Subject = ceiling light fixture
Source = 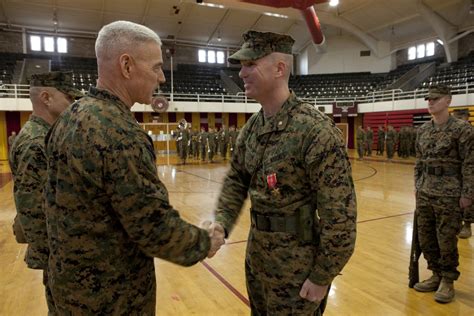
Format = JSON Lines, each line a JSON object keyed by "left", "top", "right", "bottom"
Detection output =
{"left": 263, "top": 12, "right": 288, "bottom": 19}
{"left": 198, "top": 2, "right": 225, "bottom": 9}
{"left": 436, "top": 39, "right": 444, "bottom": 45}
{"left": 329, "top": 0, "right": 339, "bottom": 7}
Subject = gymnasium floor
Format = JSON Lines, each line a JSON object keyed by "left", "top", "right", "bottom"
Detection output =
{"left": 0, "top": 150, "right": 472, "bottom": 315}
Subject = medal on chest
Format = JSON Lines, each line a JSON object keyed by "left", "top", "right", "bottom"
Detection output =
{"left": 266, "top": 173, "right": 280, "bottom": 197}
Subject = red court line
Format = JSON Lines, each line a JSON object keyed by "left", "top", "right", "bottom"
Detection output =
{"left": 0, "top": 172, "right": 12, "bottom": 189}
{"left": 357, "top": 211, "right": 414, "bottom": 223}
{"left": 201, "top": 261, "right": 250, "bottom": 308}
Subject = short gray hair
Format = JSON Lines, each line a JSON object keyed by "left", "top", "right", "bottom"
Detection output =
{"left": 95, "top": 20, "right": 162, "bottom": 59}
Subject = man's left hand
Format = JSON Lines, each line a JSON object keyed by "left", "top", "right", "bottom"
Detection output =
{"left": 299, "top": 278, "right": 328, "bottom": 303}
{"left": 460, "top": 197, "right": 472, "bottom": 209}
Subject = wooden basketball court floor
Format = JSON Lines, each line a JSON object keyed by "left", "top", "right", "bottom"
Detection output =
{"left": 0, "top": 150, "right": 472, "bottom": 315}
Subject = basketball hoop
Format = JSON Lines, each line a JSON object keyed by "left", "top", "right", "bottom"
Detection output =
{"left": 333, "top": 102, "right": 358, "bottom": 117}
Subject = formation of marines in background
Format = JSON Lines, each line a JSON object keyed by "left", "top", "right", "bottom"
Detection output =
{"left": 357, "top": 124, "right": 419, "bottom": 161}
{"left": 174, "top": 123, "right": 239, "bottom": 164}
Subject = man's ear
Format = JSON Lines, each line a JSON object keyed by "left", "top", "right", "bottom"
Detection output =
{"left": 39, "top": 90, "right": 51, "bottom": 107}
{"left": 119, "top": 54, "right": 133, "bottom": 79}
{"left": 275, "top": 60, "right": 286, "bottom": 79}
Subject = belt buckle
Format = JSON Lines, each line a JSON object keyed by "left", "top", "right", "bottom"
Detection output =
{"left": 271, "top": 217, "right": 286, "bottom": 232}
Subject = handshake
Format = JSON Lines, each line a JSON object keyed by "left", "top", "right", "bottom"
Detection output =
{"left": 201, "top": 221, "right": 226, "bottom": 258}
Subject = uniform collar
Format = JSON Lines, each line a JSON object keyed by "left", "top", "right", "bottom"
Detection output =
{"left": 88, "top": 86, "right": 133, "bottom": 117}
{"left": 256, "top": 91, "right": 300, "bottom": 138}
{"left": 431, "top": 115, "right": 454, "bottom": 130}
{"left": 30, "top": 115, "right": 51, "bottom": 129}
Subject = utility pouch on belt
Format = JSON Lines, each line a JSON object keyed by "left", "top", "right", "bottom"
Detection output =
{"left": 297, "top": 204, "right": 316, "bottom": 243}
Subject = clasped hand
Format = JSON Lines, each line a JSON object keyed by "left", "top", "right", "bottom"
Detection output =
{"left": 201, "top": 221, "right": 225, "bottom": 258}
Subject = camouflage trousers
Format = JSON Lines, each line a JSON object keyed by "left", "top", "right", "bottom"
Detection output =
{"left": 357, "top": 141, "right": 364, "bottom": 158}
{"left": 43, "top": 269, "right": 56, "bottom": 316}
{"left": 246, "top": 229, "right": 324, "bottom": 315}
{"left": 463, "top": 205, "right": 474, "bottom": 223}
{"left": 365, "top": 141, "right": 372, "bottom": 156}
{"left": 377, "top": 140, "right": 384, "bottom": 154}
{"left": 386, "top": 141, "right": 395, "bottom": 159}
{"left": 416, "top": 192, "right": 463, "bottom": 280}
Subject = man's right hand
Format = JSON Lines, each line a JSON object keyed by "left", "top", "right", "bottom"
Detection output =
{"left": 201, "top": 221, "right": 225, "bottom": 258}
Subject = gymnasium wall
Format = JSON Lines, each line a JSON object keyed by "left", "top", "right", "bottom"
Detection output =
{"left": 302, "top": 35, "right": 394, "bottom": 75}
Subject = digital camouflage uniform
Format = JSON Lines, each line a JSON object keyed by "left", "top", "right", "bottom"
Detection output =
{"left": 44, "top": 87, "right": 211, "bottom": 315}
{"left": 9, "top": 71, "right": 83, "bottom": 314}
{"left": 215, "top": 92, "right": 357, "bottom": 315}
{"left": 219, "top": 127, "right": 230, "bottom": 160}
{"left": 365, "top": 128, "right": 373, "bottom": 156}
{"left": 414, "top": 115, "right": 474, "bottom": 280}
{"left": 385, "top": 127, "right": 397, "bottom": 159}
{"left": 10, "top": 115, "right": 55, "bottom": 312}
{"left": 377, "top": 127, "right": 385, "bottom": 155}
{"left": 216, "top": 30, "right": 356, "bottom": 315}
{"left": 199, "top": 129, "right": 208, "bottom": 161}
{"left": 356, "top": 128, "right": 365, "bottom": 159}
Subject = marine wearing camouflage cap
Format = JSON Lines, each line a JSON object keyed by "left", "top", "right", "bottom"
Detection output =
{"left": 425, "top": 84, "right": 451, "bottom": 100}
{"left": 30, "top": 71, "right": 83, "bottom": 99}
{"left": 228, "top": 30, "right": 295, "bottom": 64}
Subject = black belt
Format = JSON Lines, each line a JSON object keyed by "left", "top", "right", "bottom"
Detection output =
{"left": 251, "top": 210, "right": 297, "bottom": 233}
{"left": 424, "top": 166, "right": 459, "bottom": 176}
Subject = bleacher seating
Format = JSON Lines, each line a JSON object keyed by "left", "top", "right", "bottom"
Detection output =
{"left": 159, "top": 64, "right": 226, "bottom": 95}
{"left": 50, "top": 56, "right": 98, "bottom": 91}
{"left": 421, "top": 53, "right": 474, "bottom": 88}
{"left": 0, "top": 52, "right": 23, "bottom": 84}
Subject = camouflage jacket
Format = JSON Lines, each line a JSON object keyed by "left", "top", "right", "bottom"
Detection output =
{"left": 415, "top": 116, "right": 474, "bottom": 198}
{"left": 44, "top": 87, "right": 210, "bottom": 313}
{"left": 386, "top": 129, "right": 397, "bottom": 142}
{"left": 366, "top": 129, "right": 373, "bottom": 142}
{"left": 356, "top": 130, "right": 366, "bottom": 142}
{"left": 9, "top": 115, "right": 50, "bottom": 269}
{"left": 377, "top": 130, "right": 385, "bottom": 142}
{"left": 215, "top": 92, "right": 357, "bottom": 286}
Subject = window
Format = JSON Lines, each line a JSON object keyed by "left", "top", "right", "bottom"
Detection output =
{"left": 28, "top": 35, "right": 68, "bottom": 53}
{"left": 426, "top": 42, "right": 435, "bottom": 56}
{"left": 30, "top": 35, "right": 41, "bottom": 51}
{"left": 207, "top": 50, "right": 216, "bottom": 64}
{"left": 408, "top": 47, "right": 416, "bottom": 60}
{"left": 408, "top": 41, "right": 436, "bottom": 61}
{"left": 417, "top": 44, "right": 425, "bottom": 58}
{"left": 44, "top": 37, "right": 55, "bottom": 52}
{"left": 57, "top": 37, "right": 68, "bottom": 53}
{"left": 197, "top": 49, "right": 225, "bottom": 64}
{"left": 198, "top": 49, "right": 206, "bottom": 63}
{"left": 216, "top": 51, "right": 225, "bottom": 64}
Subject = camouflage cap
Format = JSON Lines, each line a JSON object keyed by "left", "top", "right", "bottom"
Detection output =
{"left": 425, "top": 84, "right": 451, "bottom": 100}
{"left": 452, "top": 108, "right": 470, "bottom": 119}
{"left": 29, "top": 71, "right": 83, "bottom": 99}
{"left": 228, "top": 30, "right": 294, "bottom": 64}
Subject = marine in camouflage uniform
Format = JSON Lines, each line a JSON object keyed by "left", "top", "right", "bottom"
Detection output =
{"left": 8, "top": 131, "right": 17, "bottom": 147}
{"left": 385, "top": 125, "right": 397, "bottom": 160}
{"left": 199, "top": 127, "right": 208, "bottom": 161}
{"left": 43, "top": 21, "right": 219, "bottom": 315}
{"left": 365, "top": 126, "right": 373, "bottom": 156}
{"left": 356, "top": 126, "right": 365, "bottom": 159}
{"left": 452, "top": 108, "right": 473, "bottom": 238}
{"left": 208, "top": 127, "right": 216, "bottom": 162}
{"left": 219, "top": 124, "right": 230, "bottom": 160}
{"left": 376, "top": 125, "right": 385, "bottom": 155}
{"left": 413, "top": 85, "right": 473, "bottom": 303}
{"left": 9, "top": 71, "right": 82, "bottom": 314}
{"left": 229, "top": 125, "right": 238, "bottom": 157}
{"left": 213, "top": 30, "right": 357, "bottom": 315}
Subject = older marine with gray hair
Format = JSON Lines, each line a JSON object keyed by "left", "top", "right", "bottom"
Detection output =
{"left": 44, "top": 20, "right": 224, "bottom": 314}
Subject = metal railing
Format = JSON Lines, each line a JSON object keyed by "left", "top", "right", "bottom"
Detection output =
{"left": 1, "top": 82, "right": 473, "bottom": 105}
